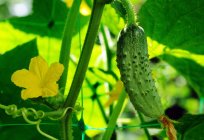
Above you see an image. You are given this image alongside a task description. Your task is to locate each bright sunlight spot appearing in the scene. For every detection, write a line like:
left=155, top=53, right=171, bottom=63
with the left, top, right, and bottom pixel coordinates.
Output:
left=9, top=3, right=29, bottom=17
left=9, top=2, right=31, bottom=17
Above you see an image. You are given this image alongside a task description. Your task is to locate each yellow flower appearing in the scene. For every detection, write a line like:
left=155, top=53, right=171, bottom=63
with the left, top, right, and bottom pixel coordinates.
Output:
left=11, top=56, right=64, bottom=100
left=65, top=0, right=91, bottom=16
left=105, top=80, right=124, bottom=107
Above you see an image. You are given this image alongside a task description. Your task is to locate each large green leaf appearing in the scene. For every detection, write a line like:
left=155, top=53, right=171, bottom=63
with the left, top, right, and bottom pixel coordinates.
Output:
left=0, top=123, right=60, bottom=140
left=161, top=54, right=204, bottom=97
left=0, top=40, right=63, bottom=139
left=8, top=0, right=89, bottom=38
left=0, top=23, right=35, bottom=54
left=138, top=0, right=204, bottom=54
left=176, top=114, right=204, bottom=140
left=0, top=39, right=38, bottom=105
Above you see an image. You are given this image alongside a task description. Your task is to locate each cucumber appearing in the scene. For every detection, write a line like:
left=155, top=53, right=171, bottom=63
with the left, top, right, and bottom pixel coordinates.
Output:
left=116, top=24, right=164, bottom=118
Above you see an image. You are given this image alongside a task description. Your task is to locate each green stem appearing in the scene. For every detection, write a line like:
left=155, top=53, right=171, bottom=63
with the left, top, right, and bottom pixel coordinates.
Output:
left=199, top=97, right=204, bottom=113
left=68, top=53, right=110, bottom=123
left=63, top=0, right=105, bottom=109
left=100, top=24, right=114, bottom=118
left=58, top=0, right=81, bottom=95
left=102, top=90, right=126, bottom=140
left=138, top=112, right=153, bottom=140
left=121, top=0, right=136, bottom=25
left=62, top=1, right=107, bottom=140
left=63, top=0, right=105, bottom=114
left=100, top=24, right=112, bottom=71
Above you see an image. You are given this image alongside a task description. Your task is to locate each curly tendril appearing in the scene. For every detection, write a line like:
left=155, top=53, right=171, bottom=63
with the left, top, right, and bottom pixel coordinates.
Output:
left=5, top=104, right=18, bottom=116
left=36, top=121, right=58, bottom=140
left=0, top=103, right=81, bottom=140
left=48, top=107, right=71, bottom=121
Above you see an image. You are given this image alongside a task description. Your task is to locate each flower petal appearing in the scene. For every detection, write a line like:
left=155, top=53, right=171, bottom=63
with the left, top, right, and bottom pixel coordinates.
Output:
left=104, top=80, right=124, bottom=107
left=29, top=56, right=49, bottom=80
left=21, top=88, right=42, bottom=100
left=80, top=0, right=91, bottom=16
left=44, top=62, right=64, bottom=83
left=11, top=69, right=40, bottom=88
left=42, top=82, right=58, bottom=97
left=65, top=0, right=73, bottom=7
left=115, top=80, right=124, bottom=93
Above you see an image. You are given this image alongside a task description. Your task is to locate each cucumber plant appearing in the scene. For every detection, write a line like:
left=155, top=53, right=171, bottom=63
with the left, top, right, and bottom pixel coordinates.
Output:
left=116, top=0, right=177, bottom=140
left=116, top=24, right=164, bottom=118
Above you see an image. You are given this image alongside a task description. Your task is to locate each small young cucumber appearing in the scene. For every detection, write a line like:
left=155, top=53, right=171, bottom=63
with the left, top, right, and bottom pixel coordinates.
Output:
left=116, top=24, right=164, bottom=118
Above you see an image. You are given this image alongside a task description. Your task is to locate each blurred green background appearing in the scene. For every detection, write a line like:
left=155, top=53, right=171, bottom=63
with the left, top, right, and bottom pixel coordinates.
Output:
left=0, top=0, right=204, bottom=139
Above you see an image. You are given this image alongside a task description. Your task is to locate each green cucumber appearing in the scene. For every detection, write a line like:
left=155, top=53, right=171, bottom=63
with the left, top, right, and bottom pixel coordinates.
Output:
left=116, top=24, right=164, bottom=118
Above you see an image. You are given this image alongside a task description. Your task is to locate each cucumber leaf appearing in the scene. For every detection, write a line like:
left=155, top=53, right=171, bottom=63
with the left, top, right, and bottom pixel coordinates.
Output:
left=161, top=54, right=204, bottom=97
left=138, top=0, right=204, bottom=54
left=176, top=114, right=204, bottom=140
left=0, top=39, right=38, bottom=106
left=8, top=0, right=89, bottom=38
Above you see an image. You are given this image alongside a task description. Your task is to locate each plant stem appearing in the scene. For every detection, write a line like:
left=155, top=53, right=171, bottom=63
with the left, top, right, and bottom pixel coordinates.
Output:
left=63, top=0, right=105, bottom=115
left=61, top=1, right=107, bottom=139
left=102, top=90, right=126, bottom=140
left=121, top=0, right=136, bottom=25
left=58, top=0, right=81, bottom=95
left=100, top=24, right=112, bottom=71
left=67, top=54, right=110, bottom=123
left=199, top=97, right=204, bottom=113
left=63, top=0, right=105, bottom=110
left=100, top=25, right=115, bottom=125
left=138, top=112, right=153, bottom=140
